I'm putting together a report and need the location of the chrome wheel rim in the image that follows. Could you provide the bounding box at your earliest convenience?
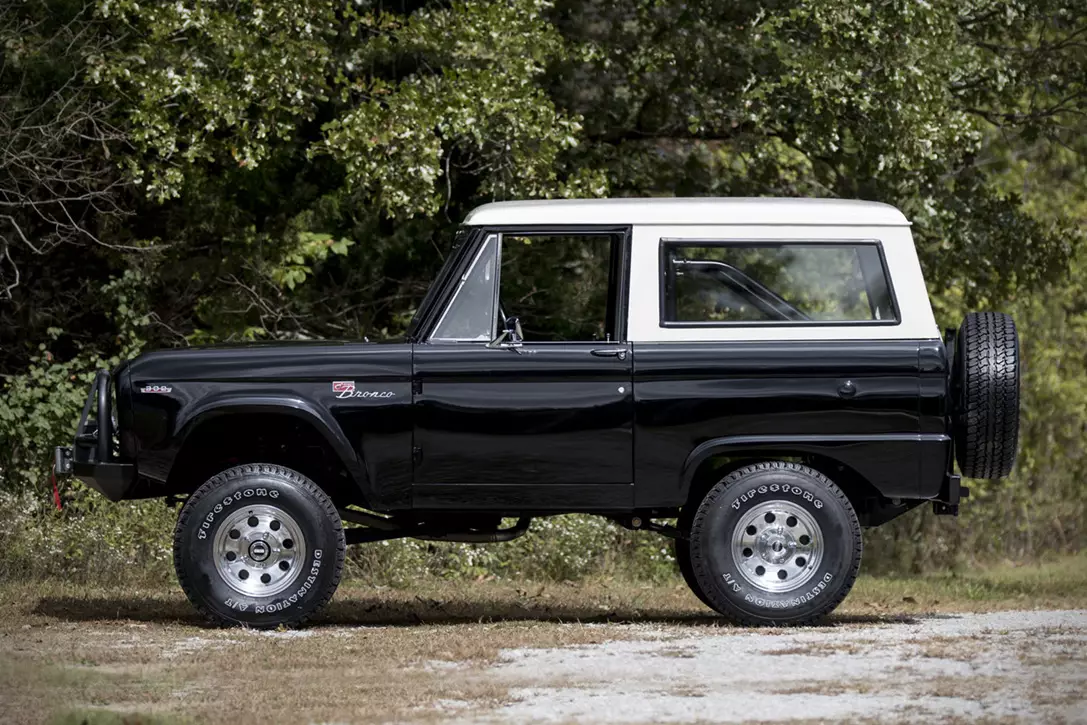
[732,500,822,593]
[213,504,306,597]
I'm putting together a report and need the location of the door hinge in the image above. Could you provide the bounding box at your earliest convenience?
[412,379,422,395]
[412,446,423,465]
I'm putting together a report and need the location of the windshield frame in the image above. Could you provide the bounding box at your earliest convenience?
[406,226,480,341]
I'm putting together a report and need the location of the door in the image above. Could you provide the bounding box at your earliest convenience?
[412,228,633,507]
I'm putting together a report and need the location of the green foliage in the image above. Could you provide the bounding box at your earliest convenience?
[0,273,171,586]
[561,0,1081,306]
[0,271,148,492]
[92,0,344,199]
[61,0,1084,346]
[346,516,676,585]
[0,489,175,583]
[2,0,1087,580]
[269,232,355,292]
[319,0,605,215]
[865,116,1087,573]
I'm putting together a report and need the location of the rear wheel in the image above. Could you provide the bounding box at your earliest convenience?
[674,506,713,608]
[173,464,345,628]
[688,461,861,625]
[673,536,714,609]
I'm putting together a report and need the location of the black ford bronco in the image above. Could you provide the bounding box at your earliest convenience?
[55,198,1020,627]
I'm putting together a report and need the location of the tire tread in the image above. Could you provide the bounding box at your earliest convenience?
[173,463,345,628]
[674,505,714,609]
[955,312,1019,479]
[688,461,862,626]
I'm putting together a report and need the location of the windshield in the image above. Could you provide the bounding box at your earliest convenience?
[406,226,474,340]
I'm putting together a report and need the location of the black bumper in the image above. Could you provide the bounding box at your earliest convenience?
[59,457,138,501]
[54,369,138,501]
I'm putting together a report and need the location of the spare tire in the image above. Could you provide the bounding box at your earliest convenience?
[952,312,1020,479]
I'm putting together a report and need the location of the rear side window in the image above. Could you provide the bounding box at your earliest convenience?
[661,242,897,325]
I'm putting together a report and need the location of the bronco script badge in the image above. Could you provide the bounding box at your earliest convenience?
[332,381,394,399]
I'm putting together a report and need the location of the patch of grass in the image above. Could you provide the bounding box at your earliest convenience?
[904,634,994,662]
[847,552,1087,613]
[50,711,192,725]
[764,642,866,656]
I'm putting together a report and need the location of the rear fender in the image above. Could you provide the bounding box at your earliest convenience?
[680,434,950,504]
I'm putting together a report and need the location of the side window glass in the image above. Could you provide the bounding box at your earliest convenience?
[499,234,618,342]
[662,243,897,324]
[431,234,499,341]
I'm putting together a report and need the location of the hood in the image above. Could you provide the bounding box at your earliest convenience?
[125,340,410,384]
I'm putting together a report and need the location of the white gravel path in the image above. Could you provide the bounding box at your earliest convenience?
[458,610,1087,724]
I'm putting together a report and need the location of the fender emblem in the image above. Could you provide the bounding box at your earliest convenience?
[332,381,394,399]
[139,384,172,394]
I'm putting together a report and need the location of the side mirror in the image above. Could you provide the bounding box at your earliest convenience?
[487,316,524,349]
[506,316,524,342]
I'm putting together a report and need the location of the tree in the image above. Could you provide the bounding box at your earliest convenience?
[551,0,1085,309]
[3,0,1087,567]
[86,0,1086,347]
[0,0,153,378]
[0,0,131,299]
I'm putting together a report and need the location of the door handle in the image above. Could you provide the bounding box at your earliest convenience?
[591,348,627,360]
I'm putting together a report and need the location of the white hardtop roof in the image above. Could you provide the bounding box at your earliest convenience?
[463,197,910,228]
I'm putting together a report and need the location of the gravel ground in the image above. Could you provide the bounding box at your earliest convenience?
[457,610,1087,724]
[4,575,1086,724]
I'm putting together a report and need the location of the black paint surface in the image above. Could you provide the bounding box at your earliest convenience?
[109,335,950,514]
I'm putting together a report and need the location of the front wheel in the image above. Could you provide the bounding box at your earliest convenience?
[688,461,861,625]
[173,464,345,628]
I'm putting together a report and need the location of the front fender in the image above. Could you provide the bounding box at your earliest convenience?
[171,392,369,489]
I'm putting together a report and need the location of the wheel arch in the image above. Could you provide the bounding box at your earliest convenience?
[166,395,370,506]
[680,435,925,527]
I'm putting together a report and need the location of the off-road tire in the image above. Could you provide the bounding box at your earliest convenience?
[689,461,862,626]
[953,312,1020,479]
[174,464,345,628]
[673,506,713,609]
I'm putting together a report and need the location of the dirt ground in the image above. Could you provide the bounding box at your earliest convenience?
[1,558,1086,725]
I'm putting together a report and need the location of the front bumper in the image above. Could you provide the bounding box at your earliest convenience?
[54,369,137,501]
[54,448,137,501]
